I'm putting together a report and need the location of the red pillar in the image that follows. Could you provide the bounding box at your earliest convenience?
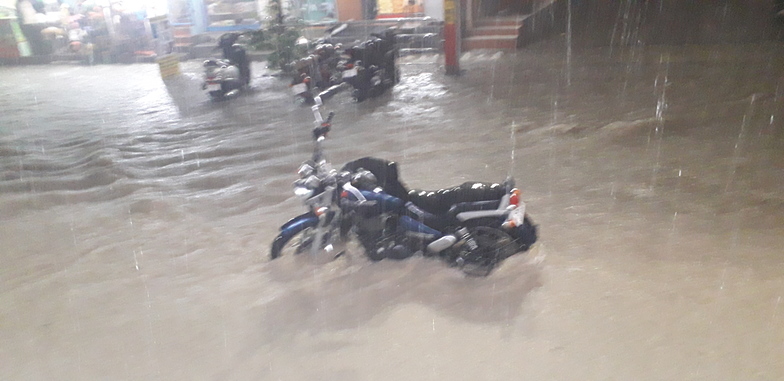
[444,0,460,75]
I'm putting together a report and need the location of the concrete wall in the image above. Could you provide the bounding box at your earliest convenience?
[569,0,784,46]
[424,0,444,20]
[336,0,364,21]
[500,0,784,50]
[517,0,566,47]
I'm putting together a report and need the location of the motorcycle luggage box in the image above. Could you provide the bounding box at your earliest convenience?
[341,157,408,201]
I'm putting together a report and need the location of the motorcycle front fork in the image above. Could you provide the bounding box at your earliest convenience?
[309,211,346,259]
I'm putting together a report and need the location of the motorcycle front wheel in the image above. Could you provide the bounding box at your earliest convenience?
[352,86,373,102]
[270,227,317,259]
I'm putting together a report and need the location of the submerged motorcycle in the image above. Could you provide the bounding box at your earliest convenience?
[270,96,345,260]
[339,158,537,276]
[340,30,399,102]
[202,32,251,99]
[270,97,537,275]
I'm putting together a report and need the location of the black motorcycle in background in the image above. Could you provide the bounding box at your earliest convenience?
[340,30,399,102]
[201,32,251,99]
[289,42,345,104]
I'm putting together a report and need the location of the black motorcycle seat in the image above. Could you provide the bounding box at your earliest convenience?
[407,182,506,215]
[204,58,233,67]
[342,157,510,216]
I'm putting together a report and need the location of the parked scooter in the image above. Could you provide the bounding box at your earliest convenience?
[270,97,538,276]
[340,30,399,102]
[202,32,251,99]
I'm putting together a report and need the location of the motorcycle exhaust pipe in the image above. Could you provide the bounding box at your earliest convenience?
[426,235,457,253]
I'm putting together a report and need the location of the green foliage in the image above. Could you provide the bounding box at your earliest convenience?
[248,0,307,73]
[250,25,307,73]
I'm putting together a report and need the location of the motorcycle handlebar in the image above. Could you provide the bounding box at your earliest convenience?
[310,98,334,141]
[312,124,330,140]
[312,111,334,140]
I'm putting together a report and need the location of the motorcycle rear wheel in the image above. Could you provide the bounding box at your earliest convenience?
[351,88,367,102]
[463,216,537,252]
[513,215,538,252]
[456,226,518,277]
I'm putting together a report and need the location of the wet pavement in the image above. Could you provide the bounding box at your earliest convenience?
[2,7,784,379]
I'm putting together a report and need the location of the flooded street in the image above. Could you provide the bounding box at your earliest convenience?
[3,8,784,380]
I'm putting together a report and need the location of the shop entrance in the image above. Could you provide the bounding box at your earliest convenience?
[478,0,532,17]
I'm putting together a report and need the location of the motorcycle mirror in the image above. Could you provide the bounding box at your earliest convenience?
[312,124,330,140]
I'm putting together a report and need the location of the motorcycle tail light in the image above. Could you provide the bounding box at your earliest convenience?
[509,188,521,206]
[346,63,354,69]
[315,206,328,216]
[341,190,349,198]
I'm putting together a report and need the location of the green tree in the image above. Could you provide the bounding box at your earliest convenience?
[249,0,307,73]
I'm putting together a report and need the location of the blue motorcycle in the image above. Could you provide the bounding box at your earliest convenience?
[338,157,537,276]
[270,98,537,276]
[269,97,346,260]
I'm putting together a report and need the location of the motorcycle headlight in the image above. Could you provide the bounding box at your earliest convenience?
[298,163,314,178]
[294,186,314,200]
[303,175,320,189]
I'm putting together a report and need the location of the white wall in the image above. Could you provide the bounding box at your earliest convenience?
[257,0,270,20]
[0,0,16,11]
[423,0,443,20]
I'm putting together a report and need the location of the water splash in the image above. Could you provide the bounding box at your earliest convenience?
[649,53,670,191]
[508,121,516,178]
[724,95,755,192]
[566,0,572,87]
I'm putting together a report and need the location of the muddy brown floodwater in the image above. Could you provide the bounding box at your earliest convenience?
[2,7,784,380]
